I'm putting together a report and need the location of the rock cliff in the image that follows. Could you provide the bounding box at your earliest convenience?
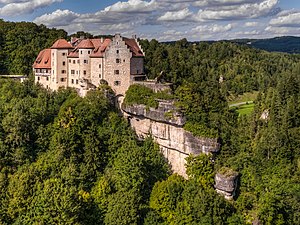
[215,168,239,200]
[122,101,220,177]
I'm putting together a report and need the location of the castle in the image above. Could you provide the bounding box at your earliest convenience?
[33,34,145,96]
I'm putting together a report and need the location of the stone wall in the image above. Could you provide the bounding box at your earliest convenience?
[123,101,220,177]
[104,34,132,96]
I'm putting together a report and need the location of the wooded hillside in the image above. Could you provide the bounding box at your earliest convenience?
[0,21,299,224]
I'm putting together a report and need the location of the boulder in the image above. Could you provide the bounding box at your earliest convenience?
[215,168,239,200]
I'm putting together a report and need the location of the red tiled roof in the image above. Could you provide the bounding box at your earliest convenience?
[68,49,79,58]
[124,38,144,57]
[91,39,102,47]
[90,39,111,58]
[51,39,74,49]
[33,49,51,69]
[76,39,95,49]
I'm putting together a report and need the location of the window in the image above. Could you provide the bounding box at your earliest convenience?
[73,60,75,64]
[77,60,80,64]
[62,53,66,56]
[116,50,119,54]
[137,70,139,74]
[83,70,86,75]
[114,70,119,75]
[69,59,71,63]
[60,78,65,82]
[116,59,120,63]
[88,51,91,54]
[76,71,79,75]
[46,85,49,89]
[123,59,125,63]
[99,64,101,68]
[114,81,121,86]
[71,70,75,75]
[99,74,101,78]
[84,59,88,64]
[76,79,79,84]
[37,76,40,81]
[62,61,66,66]
[71,79,74,84]
[46,77,49,81]
[80,51,83,55]
[62,70,66,74]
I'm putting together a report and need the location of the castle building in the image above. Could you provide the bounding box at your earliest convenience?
[33,34,145,96]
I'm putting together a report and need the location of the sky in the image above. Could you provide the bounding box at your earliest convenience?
[0,0,300,41]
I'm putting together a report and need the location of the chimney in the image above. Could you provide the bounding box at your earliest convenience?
[101,37,104,43]
[71,36,77,44]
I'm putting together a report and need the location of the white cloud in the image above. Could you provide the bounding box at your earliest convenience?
[34,9,79,27]
[104,0,157,13]
[158,8,192,21]
[0,0,62,16]
[265,26,300,35]
[245,21,259,27]
[27,0,300,41]
[193,0,260,7]
[195,0,279,20]
[191,23,233,33]
[269,10,300,27]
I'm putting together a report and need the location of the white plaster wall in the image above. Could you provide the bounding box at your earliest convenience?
[90,57,104,87]
[68,58,80,89]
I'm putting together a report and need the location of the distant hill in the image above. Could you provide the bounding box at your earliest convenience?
[230,36,300,54]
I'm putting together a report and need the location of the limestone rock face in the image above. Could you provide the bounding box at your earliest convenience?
[215,169,239,200]
[122,100,185,126]
[122,102,220,177]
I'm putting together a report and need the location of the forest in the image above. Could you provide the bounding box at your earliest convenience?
[0,20,299,224]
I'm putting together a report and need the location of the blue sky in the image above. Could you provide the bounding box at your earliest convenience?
[0,0,300,41]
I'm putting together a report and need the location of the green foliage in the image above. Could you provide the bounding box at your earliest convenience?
[149,174,237,225]
[0,80,170,224]
[185,154,215,188]
[1,28,300,225]
[123,84,173,109]
[184,121,219,138]
[105,190,141,225]
[0,20,67,75]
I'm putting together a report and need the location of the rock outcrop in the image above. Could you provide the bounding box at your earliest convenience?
[215,168,239,200]
[122,101,220,177]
